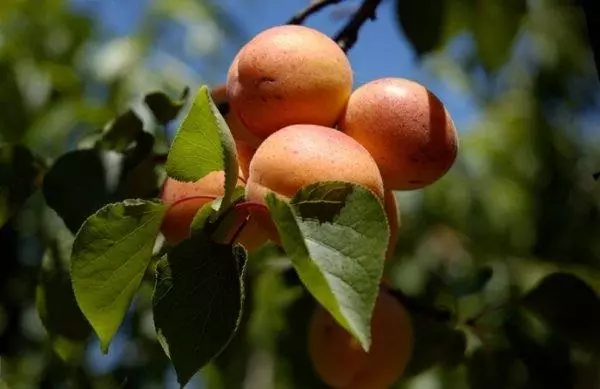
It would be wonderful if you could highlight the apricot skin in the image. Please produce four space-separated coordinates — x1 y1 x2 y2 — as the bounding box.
308 287 413 389
339 77 459 191
226 25 353 139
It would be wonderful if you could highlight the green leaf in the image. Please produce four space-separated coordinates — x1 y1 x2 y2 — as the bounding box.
165 86 238 213
474 0 527 72
521 272 600 352
153 235 246 387
395 0 446 56
71 199 167 353
266 182 389 351
43 149 115 234
144 88 189 125
0 144 44 227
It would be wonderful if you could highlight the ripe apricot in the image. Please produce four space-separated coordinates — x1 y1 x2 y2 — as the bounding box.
308 287 413 389
160 172 268 251
226 25 353 139
339 77 459 190
244 124 384 244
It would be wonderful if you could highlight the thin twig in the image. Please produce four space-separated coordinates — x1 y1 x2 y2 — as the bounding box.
286 0 346 25
333 0 384 52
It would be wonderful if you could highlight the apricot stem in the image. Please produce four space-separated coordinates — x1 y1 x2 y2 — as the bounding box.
334 0 384 52
287 0 345 25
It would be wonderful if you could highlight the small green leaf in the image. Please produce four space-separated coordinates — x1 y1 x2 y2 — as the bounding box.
189 186 247 240
266 182 389 351
144 89 189 125
153 235 246 387
395 0 446 56
474 0 527 72
165 86 238 213
71 199 167 353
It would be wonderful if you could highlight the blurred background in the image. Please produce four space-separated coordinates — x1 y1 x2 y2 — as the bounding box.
1 0 600 388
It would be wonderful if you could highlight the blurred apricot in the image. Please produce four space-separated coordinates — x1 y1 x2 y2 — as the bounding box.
308 287 413 389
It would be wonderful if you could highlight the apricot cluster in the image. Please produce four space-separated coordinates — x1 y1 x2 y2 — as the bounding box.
159 24 459 387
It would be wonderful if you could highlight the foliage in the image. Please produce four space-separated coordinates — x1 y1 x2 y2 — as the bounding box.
1 0 600 388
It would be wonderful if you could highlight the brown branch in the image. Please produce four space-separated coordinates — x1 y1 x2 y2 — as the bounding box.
333 0 384 52
286 0 346 25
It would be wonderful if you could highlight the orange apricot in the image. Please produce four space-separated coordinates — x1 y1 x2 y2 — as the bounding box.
244 124 384 244
308 287 413 389
339 77 459 190
226 25 353 139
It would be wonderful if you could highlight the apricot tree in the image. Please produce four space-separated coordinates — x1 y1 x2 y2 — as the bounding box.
3 1 600 389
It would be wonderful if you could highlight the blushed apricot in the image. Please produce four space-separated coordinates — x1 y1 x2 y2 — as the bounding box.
339 78 459 190
308 287 413 389
226 25 353 139
244 124 384 243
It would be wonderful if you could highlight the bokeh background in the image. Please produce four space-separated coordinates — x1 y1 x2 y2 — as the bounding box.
1 0 600 388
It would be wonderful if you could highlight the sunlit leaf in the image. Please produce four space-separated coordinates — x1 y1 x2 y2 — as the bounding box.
165 86 238 213
266 182 389 351
71 199 167 353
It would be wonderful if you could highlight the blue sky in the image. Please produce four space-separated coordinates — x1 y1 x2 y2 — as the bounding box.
69 0 480 132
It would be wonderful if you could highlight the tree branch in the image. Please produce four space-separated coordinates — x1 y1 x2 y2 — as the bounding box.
286 0 346 25
333 0 384 52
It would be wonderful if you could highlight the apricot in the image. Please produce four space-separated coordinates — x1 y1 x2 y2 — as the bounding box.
339 77 459 190
244 124 384 244
226 25 353 139
308 287 413 389
160 172 268 251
